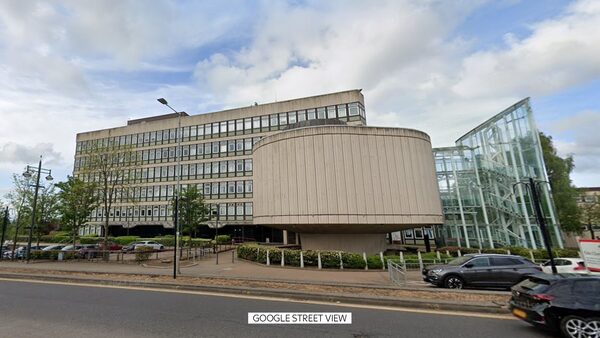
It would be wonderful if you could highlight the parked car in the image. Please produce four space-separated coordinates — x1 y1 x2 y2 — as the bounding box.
13 245 46 259
61 245 83 252
97 241 122 251
122 241 144 252
133 241 164 251
422 254 541 289
541 258 588 274
75 244 100 259
509 274 600 338
42 244 65 251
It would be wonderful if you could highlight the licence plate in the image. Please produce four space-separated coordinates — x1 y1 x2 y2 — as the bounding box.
512 308 527 319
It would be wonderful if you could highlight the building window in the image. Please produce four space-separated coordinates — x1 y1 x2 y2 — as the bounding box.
244 159 253 171
288 111 297 124
261 116 269 128
236 119 243 131
348 102 359 116
245 180 253 193
245 203 253 216
252 117 260 129
327 106 336 119
307 109 316 120
228 181 235 194
270 114 278 127
244 118 252 130
236 181 244 194
220 121 227 134
279 113 287 125
317 107 326 119
236 160 244 172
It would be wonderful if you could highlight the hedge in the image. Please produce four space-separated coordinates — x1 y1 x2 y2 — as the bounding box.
236 244 384 270
438 246 580 260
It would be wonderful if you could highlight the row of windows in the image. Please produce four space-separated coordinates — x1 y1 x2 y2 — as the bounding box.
75 137 261 170
90 202 254 222
76 102 366 154
78 159 253 185
101 180 253 203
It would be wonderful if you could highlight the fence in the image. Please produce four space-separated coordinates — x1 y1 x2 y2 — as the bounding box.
387 260 406 286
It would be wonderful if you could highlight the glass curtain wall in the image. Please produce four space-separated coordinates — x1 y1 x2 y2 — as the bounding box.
434 98 564 249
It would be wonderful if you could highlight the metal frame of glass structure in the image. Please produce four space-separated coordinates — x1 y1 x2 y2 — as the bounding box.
433 98 564 249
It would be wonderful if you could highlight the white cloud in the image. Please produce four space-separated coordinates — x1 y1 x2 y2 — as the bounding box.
0 0 599 193
453 0 600 98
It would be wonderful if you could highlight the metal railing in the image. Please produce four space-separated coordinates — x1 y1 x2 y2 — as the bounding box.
387 260 407 286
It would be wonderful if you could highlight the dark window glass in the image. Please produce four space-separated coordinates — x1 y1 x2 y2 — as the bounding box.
468 257 490 267
490 257 516 266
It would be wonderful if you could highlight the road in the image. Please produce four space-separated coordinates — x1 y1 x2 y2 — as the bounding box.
0 279 553 338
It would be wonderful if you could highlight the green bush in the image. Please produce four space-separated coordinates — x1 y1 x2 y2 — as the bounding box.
283 250 301 266
215 235 231 244
342 252 366 269
80 237 103 244
113 236 140 245
366 255 384 269
135 246 153 262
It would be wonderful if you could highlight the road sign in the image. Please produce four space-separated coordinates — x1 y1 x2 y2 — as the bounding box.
578 239 600 273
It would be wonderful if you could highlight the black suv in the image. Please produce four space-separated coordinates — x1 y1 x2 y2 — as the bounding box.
422 254 541 289
509 274 600 338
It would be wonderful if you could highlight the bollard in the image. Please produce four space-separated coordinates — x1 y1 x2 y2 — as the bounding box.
529 250 535 262
436 251 441 260
399 251 404 264
417 251 423 272
281 250 285 267
457 249 462 257
300 251 304 268
339 251 344 270
232 250 234 263
363 252 368 270
380 252 385 270
446 250 450 257
266 250 270 266
317 252 322 269
507 249 511 255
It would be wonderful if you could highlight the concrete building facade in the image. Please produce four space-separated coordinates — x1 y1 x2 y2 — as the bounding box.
252 126 443 253
74 90 366 242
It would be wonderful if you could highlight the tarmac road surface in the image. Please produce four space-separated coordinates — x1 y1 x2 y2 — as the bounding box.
0 279 554 338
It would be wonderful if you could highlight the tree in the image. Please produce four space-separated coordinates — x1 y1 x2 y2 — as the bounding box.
579 196 600 239
4 173 34 256
35 183 60 246
174 185 209 253
56 176 98 247
539 132 581 234
80 141 133 257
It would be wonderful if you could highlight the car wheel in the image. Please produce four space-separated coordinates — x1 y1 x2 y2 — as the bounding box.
444 275 464 289
561 315 593 338
585 318 600 338
160 246 164 250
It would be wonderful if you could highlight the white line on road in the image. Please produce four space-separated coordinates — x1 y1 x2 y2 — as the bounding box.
0 277 514 321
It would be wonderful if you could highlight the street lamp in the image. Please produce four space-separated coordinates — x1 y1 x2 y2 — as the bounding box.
22 157 52 262
157 98 184 279
211 208 220 265
514 178 558 274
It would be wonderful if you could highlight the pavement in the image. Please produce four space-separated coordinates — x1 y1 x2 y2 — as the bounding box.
0 253 420 286
0 279 548 338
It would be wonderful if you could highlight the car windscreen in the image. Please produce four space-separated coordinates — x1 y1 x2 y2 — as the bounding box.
447 256 472 266
519 277 550 292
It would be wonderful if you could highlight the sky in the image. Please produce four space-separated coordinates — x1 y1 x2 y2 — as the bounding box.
1 0 599 202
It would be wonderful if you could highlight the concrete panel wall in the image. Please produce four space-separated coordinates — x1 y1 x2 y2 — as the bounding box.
253 125 443 233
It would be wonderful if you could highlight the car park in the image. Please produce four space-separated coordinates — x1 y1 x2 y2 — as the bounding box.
509 274 600 338
42 244 65 251
541 258 588 274
61 245 83 252
133 241 164 250
122 241 144 252
75 244 100 259
422 254 541 289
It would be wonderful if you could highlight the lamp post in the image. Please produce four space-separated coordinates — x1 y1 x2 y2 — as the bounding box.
514 178 557 274
157 98 184 279
1 206 8 260
212 208 220 265
22 157 53 262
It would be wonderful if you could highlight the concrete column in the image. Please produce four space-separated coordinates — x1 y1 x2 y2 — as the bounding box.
283 230 288 245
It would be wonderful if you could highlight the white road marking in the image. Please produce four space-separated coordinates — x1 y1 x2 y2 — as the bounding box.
0 277 514 320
